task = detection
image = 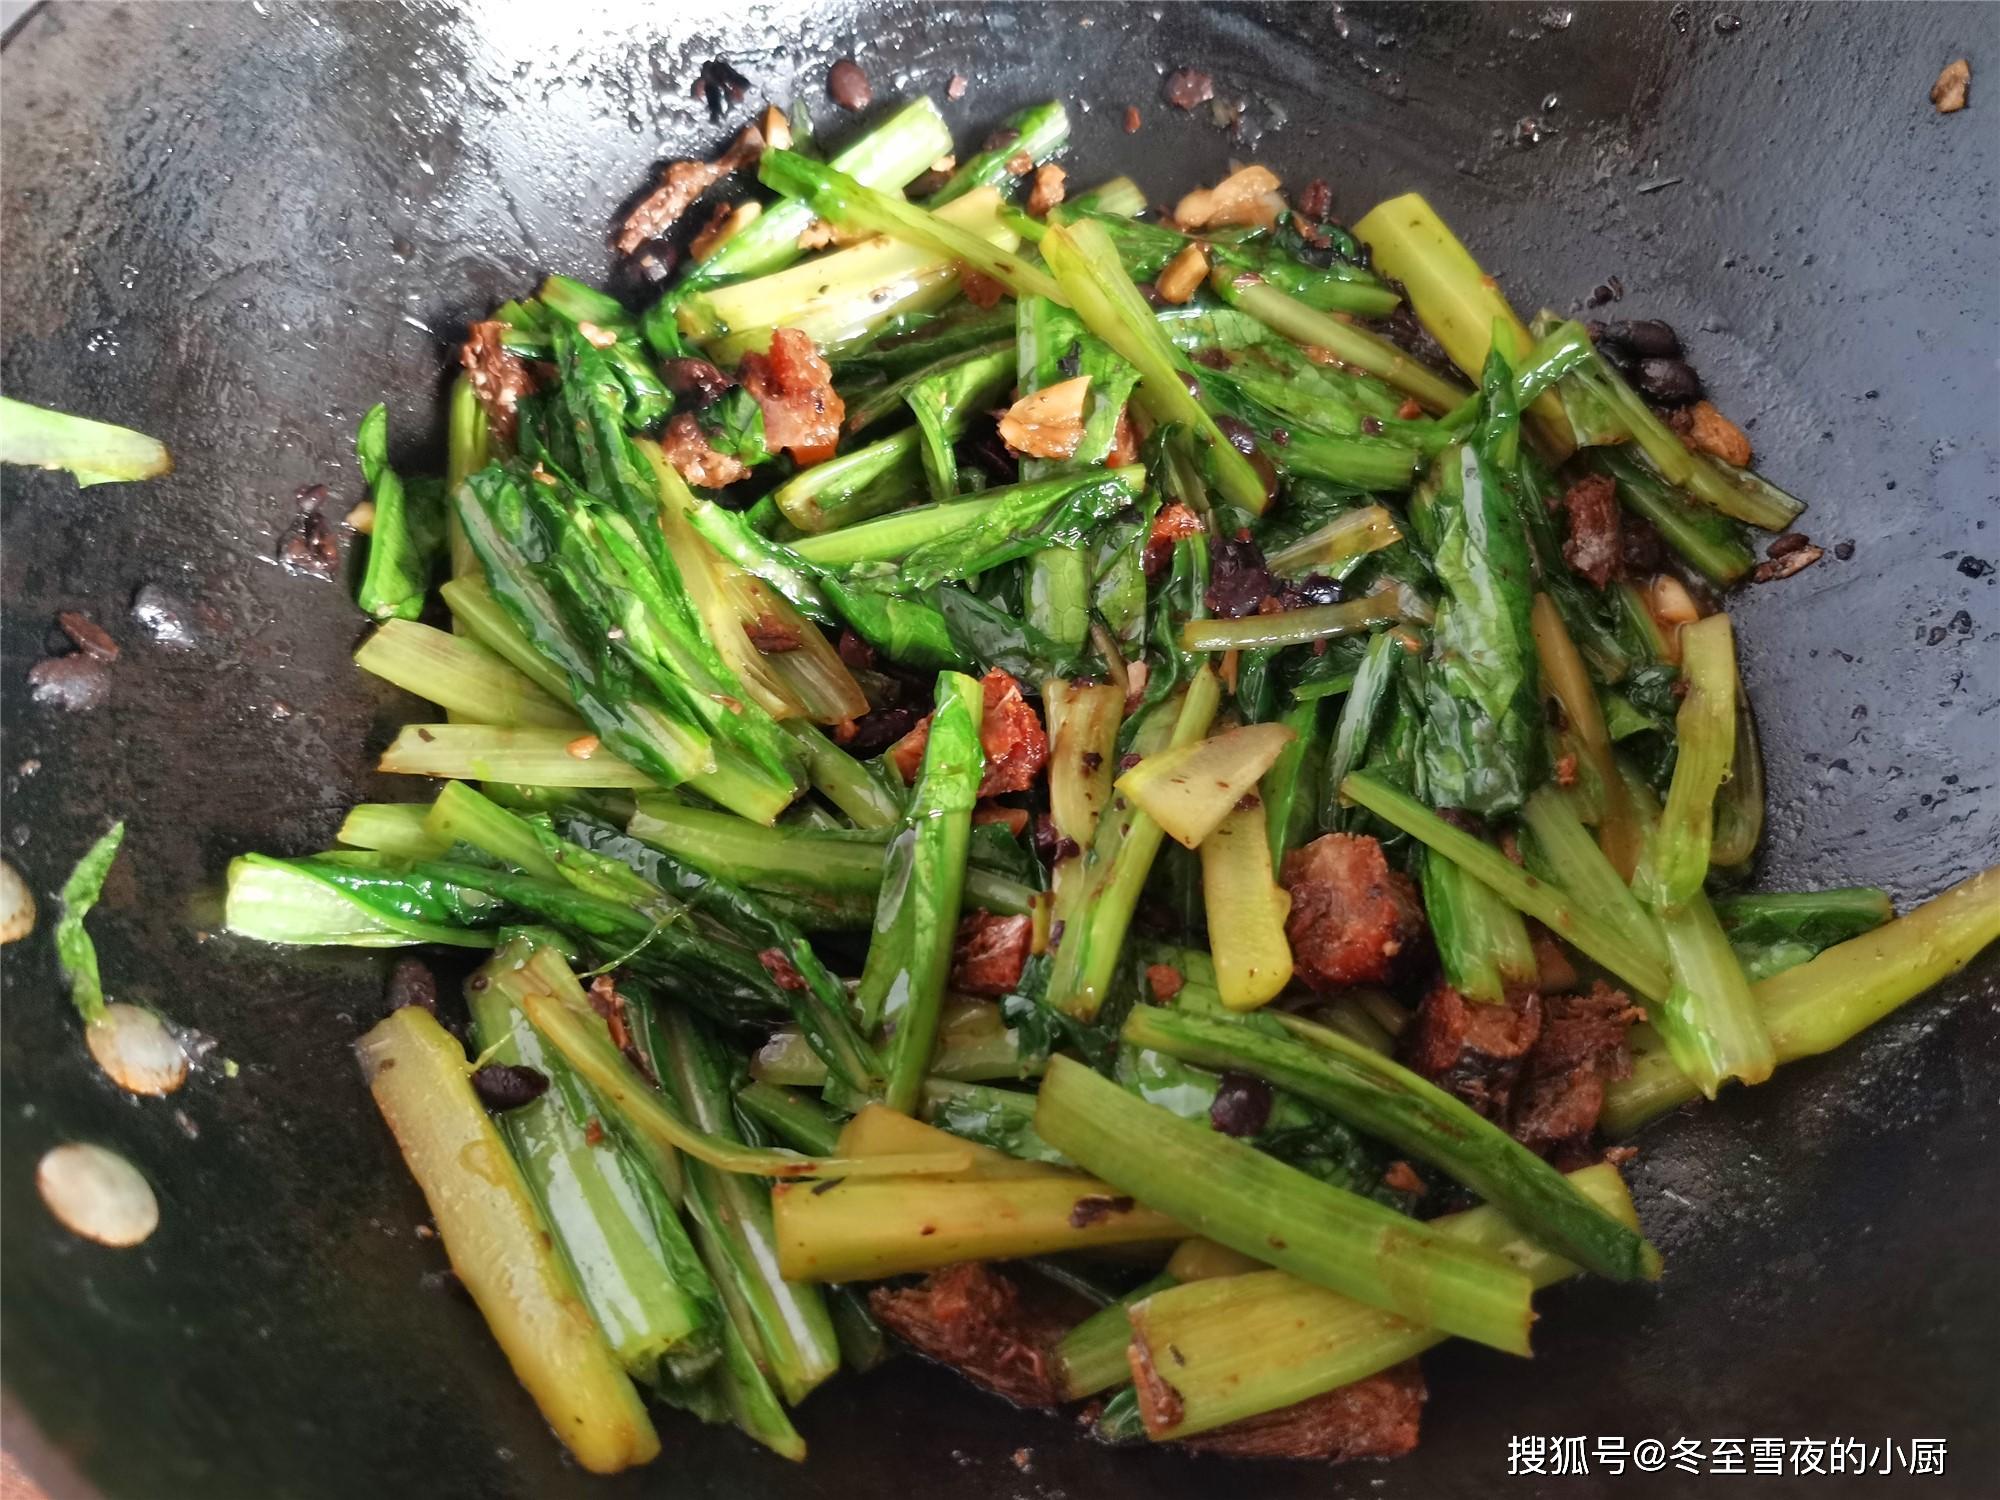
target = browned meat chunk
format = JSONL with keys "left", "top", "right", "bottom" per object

{"left": 738, "top": 327, "right": 844, "bottom": 465}
{"left": 1400, "top": 982, "right": 1542, "bottom": 1121}
{"left": 1026, "top": 163, "right": 1067, "bottom": 218}
{"left": 1133, "top": 1355, "right": 1426, "bottom": 1461}
{"left": 661, "top": 412, "right": 751, "bottom": 490}
{"left": 742, "top": 613, "right": 804, "bottom": 654}
{"left": 951, "top": 911, "right": 1034, "bottom": 997}
{"left": 1560, "top": 473, "right": 1623, "bottom": 588}
{"left": 615, "top": 127, "right": 762, "bottom": 254}
{"left": 459, "top": 320, "right": 536, "bottom": 446}
{"left": 756, "top": 948, "right": 807, "bottom": 992}
{"left": 957, "top": 265, "right": 1007, "bottom": 309}
{"left": 1281, "top": 833, "right": 1426, "bottom": 990}
{"left": 1510, "top": 982, "right": 1643, "bottom": 1167}
{"left": 868, "top": 1263, "right": 1069, "bottom": 1408}
{"left": 890, "top": 670, "right": 1048, "bottom": 795}
{"left": 1143, "top": 501, "right": 1205, "bottom": 580}
{"left": 976, "top": 670, "right": 1050, "bottom": 795}
{"left": 972, "top": 801, "right": 1031, "bottom": 839}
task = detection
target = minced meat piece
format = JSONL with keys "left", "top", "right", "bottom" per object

{"left": 1509, "top": 982, "right": 1643, "bottom": 1166}
{"left": 756, "top": 948, "right": 808, "bottom": 992}
{"left": 615, "top": 126, "right": 763, "bottom": 254}
{"left": 1400, "top": 982, "right": 1542, "bottom": 1122}
{"left": 1280, "top": 833, "right": 1426, "bottom": 989}
{"left": 1559, "top": 473, "right": 1623, "bottom": 588}
{"left": 885, "top": 669, "right": 1049, "bottom": 796}
{"left": 1143, "top": 501, "right": 1205, "bottom": 580}
{"left": 739, "top": 327, "right": 844, "bottom": 465}
{"left": 743, "top": 613, "right": 804, "bottom": 653}
{"left": 951, "top": 911, "right": 1034, "bottom": 997}
{"left": 661, "top": 412, "right": 751, "bottom": 490}
{"left": 459, "top": 320, "right": 536, "bottom": 447}
{"left": 1026, "top": 163, "right": 1067, "bottom": 218}
{"left": 869, "top": 1263, "right": 1069, "bottom": 1408}
{"left": 958, "top": 265, "right": 1008, "bottom": 309}
{"left": 972, "top": 802, "right": 1031, "bottom": 839}
{"left": 977, "top": 669, "right": 1049, "bottom": 794}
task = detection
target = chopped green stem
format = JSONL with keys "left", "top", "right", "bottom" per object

{"left": 1351, "top": 193, "right": 1572, "bottom": 453}
{"left": 446, "top": 372, "right": 488, "bottom": 579}
{"left": 1213, "top": 274, "right": 1468, "bottom": 413}
{"left": 1587, "top": 447, "right": 1754, "bottom": 588}
{"left": 1034, "top": 1056, "right": 1537, "bottom": 1354}
{"left": 772, "top": 1170, "right": 1186, "bottom": 1282}
{"left": 783, "top": 723, "right": 907, "bottom": 831}
{"left": 1340, "top": 771, "right": 1670, "bottom": 999}
{"left": 470, "top": 953, "right": 719, "bottom": 1382}
{"left": 1520, "top": 786, "right": 1668, "bottom": 973}
{"left": 1055, "top": 1273, "right": 1176, "bottom": 1399}
{"left": 789, "top": 467, "right": 1141, "bottom": 570}
{"left": 735, "top": 1082, "right": 843, "bottom": 1156}
{"left": 1652, "top": 893, "right": 1777, "bottom": 1097}
{"left": 336, "top": 803, "right": 448, "bottom": 861}
{"left": 684, "top": 98, "right": 954, "bottom": 288}
{"left": 1049, "top": 671, "right": 1220, "bottom": 1019}
{"left": 508, "top": 943, "right": 965, "bottom": 1180}
{"left": 1640, "top": 613, "right": 1737, "bottom": 908}
{"left": 1420, "top": 847, "right": 1536, "bottom": 1003}
{"left": 380, "top": 724, "right": 657, "bottom": 788}
{"left": 1044, "top": 219, "right": 1272, "bottom": 513}
{"left": 1263, "top": 698, "right": 1327, "bottom": 868}
{"left": 1127, "top": 1006, "right": 1661, "bottom": 1281}
{"left": 0, "top": 395, "right": 171, "bottom": 486}
{"left": 440, "top": 577, "right": 578, "bottom": 703}
{"left": 355, "top": 404, "right": 444, "bottom": 621}
{"left": 863, "top": 670, "right": 983, "bottom": 1111}
{"left": 1181, "top": 596, "right": 1400, "bottom": 652}
{"left": 1604, "top": 865, "right": 2000, "bottom": 1133}
{"left": 426, "top": 780, "right": 564, "bottom": 879}
{"left": 770, "top": 429, "right": 925, "bottom": 534}
{"left": 629, "top": 797, "right": 1030, "bottom": 914}
{"left": 1126, "top": 1163, "right": 1640, "bottom": 1439}
{"left": 356, "top": 619, "right": 582, "bottom": 730}
{"left": 1264, "top": 505, "right": 1404, "bottom": 576}
{"left": 355, "top": 1006, "right": 660, "bottom": 1473}
{"left": 928, "top": 101, "right": 1069, "bottom": 205}
{"left": 645, "top": 1002, "right": 841, "bottom": 1407}
{"left": 759, "top": 148, "right": 1062, "bottom": 302}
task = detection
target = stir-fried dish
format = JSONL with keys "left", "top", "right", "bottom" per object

{"left": 196, "top": 82, "right": 2000, "bottom": 1473}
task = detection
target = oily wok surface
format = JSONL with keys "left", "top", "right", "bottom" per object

{"left": 1, "top": 3, "right": 1995, "bottom": 1496}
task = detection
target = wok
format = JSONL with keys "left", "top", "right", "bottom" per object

{"left": 2, "top": 3, "right": 1995, "bottom": 1496}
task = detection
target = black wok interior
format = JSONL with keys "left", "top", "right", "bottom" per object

{"left": 2, "top": 4, "right": 1995, "bottom": 1496}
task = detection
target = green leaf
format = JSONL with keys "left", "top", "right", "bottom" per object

{"left": 57, "top": 822, "right": 127, "bottom": 1024}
